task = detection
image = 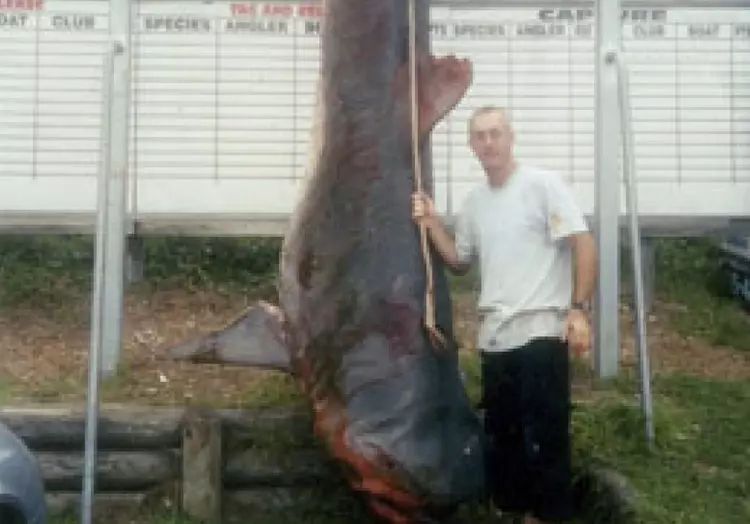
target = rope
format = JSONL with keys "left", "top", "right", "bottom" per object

{"left": 408, "top": 0, "right": 448, "bottom": 350}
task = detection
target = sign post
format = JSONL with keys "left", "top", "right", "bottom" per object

{"left": 81, "top": 42, "right": 115, "bottom": 524}
{"left": 594, "top": 0, "right": 622, "bottom": 379}
{"left": 99, "top": 0, "right": 131, "bottom": 378}
{"left": 81, "top": 1, "right": 131, "bottom": 521}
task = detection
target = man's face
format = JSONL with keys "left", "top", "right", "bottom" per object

{"left": 468, "top": 111, "right": 514, "bottom": 172}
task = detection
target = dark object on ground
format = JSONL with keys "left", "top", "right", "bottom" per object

{"left": 572, "top": 463, "right": 638, "bottom": 524}
{"left": 0, "top": 420, "right": 47, "bottom": 524}
{"left": 719, "top": 235, "right": 750, "bottom": 309}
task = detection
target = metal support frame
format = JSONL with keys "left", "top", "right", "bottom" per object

{"left": 623, "top": 234, "right": 656, "bottom": 313}
{"left": 594, "top": 0, "right": 654, "bottom": 447}
{"left": 82, "top": 42, "right": 115, "bottom": 524}
{"left": 82, "top": 1, "right": 131, "bottom": 521}
{"left": 99, "top": 0, "right": 131, "bottom": 378}
{"left": 614, "top": 51, "right": 655, "bottom": 449}
{"left": 126, "top": 235, "right": 146, "bottom": 285}
{"left": 640, "top": 237, "right": 655, "bottom": 314}
{"left": 594, "top": 0, "right": 622, "bottom": 379}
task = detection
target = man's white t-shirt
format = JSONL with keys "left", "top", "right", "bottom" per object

{"left": 453, "top": 163, "right": 589, "bottom": 352}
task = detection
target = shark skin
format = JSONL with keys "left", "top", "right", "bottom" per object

{"left": 166, "top": 1, "right": 486, "bottom": 522}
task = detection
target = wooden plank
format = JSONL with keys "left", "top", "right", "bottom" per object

{"left": 0, "top": 404, "right": 184, "bottom": 450}
{"left": 45, "top": 483, "right": 181, "bottom": 519}
{"left": 220, "top": 406, "right": 315, "bottom": 453}
{"left": 182, "top": 408, "right": 222, "bottom": 523}
{"left": 223, "top": 448, "right": 334, "bottom": 488}
{"left": 46, "top": 492, "right": 148, "bottom": 518}
{"left": 37, "top": 450, "right": 179, "bottom": 491}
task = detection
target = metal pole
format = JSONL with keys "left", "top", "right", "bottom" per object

{"left": 81, "top": 42, "right": 116, "bottom": 524}
{"left": 99, "top": 36, "right": 129, "bottom": 378}
{"left": 614, "top": 53, "right": 655, "bottom": 449}
{"left": 594, "top": 0, "right": 622, "bottom": 379}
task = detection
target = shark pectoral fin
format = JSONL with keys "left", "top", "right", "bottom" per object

{"left": 392, "top": 52, "right": 473, "bottom": 137}
{"left": 164, "top": 300, "right": 292, "bottom": 374}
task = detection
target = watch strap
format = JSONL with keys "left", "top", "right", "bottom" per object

{"left": 571, "top": 301, "right": 589, "bottom": 312}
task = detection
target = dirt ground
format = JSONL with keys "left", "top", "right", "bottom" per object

{"left": 1, "top": 286, "right": 748, "bottom": 407}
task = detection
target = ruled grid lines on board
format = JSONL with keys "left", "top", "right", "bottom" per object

{"left": 0, "top": 8, "right": 109, "bottom": 179}
{"left": 32, "top": 8, "right": 39, "bottom": 178}
{"left": 214, "top": 17, "right": 220, "bottom": 181}
{"left": 1, "top": 2, "right": 750, "bottom": 190}
{"left": 675, "top": 21, "right": 682, "bottom": 185}
{"left": 568, "top": 25, "right": 575, "bottom": 185}
{"left": 731, "top": 27, "right": 736, "bottom": 184}
{"left": 130, "top": 13, "right": 313, "bottom": 181}
{"left": 431, "top": 11, "right": 595, "bottom": 187}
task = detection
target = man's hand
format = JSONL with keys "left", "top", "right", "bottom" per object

{"left": 410, "top": 192, "right": 469, "bottom": 275}
{"left": 563, "top": 308, "right": 592, "bottom": 357}
{"left": 412, "top": 192, "right": 437, "bottom": 227}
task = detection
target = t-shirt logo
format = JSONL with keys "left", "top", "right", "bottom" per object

{"left": 549, "top": 212, "right": 563, "bottom": 236}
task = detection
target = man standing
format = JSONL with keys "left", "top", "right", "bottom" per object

{"left": 412, "top": 106, "right": 598, "bottom": 524}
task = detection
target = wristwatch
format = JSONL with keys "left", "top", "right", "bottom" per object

{"left": 571, "top": 301, "right": 590, "bottom": 312}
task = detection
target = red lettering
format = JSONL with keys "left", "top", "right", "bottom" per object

{"left": 230, "top": 3, "right": 256, "bottom": 16}
{"left": 262, "top": 3, "right": 293, "bottom": 17}
{"left": 0, "top": 0, "right": 43, "bottom": 10}
{"left": 230, "top": 2, "right": 325, "bottom": 19}
{"left": 297, "top": 4, "right": 323, "bottom": 18}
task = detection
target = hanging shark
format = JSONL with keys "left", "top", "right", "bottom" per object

{"left": 166, "top": 0, "right": 486, "bottom": 521}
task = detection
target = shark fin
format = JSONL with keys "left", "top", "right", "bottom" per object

{"left": 164, "top": 300, "right": 292, "bottom": 374}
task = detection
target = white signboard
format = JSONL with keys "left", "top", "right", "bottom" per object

{"left": 0, "top": 0, "right": 109, "bottom": 214}
{"left": 0, "top": 0, "right": 748, "bottom": 228}
{"left": 431, "top": 4, "right": 750, "bottom": 218}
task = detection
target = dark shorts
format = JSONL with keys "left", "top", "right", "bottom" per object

{"left": 481, "top": 337, "right": 574, "bottom": 522}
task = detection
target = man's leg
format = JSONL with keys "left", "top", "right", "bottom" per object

{"left": 481, "top": 349, "right": 533, "bottom": 520}
{"left": 516, "top": 337, "right": 574, "bottom": 523}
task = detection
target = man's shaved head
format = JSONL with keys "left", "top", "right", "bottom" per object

{"left": 467, "top": 105, "right": 516, "bottom": 185}
{"left": 468, "top": 105, "right": 512, "bottom": 133}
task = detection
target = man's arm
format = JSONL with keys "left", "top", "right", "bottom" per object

{"left": 412, "top": 192, "right": 473, "bottom": 276}
{"left": 567, "top": 232, "right": 598, "bottom": 307}
{"left": 543, "top": 172, "right": 598, "bottom": 355}
{"left": 543, "top": 173, "right": 598, "bottom": 307}
{"left": 424, "top": 219, "right": 472, "bottom": 276}
{"left": 546, "top": 175, "right": 597, "bottom": 303}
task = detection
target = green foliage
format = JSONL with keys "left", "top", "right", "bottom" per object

{"left": 652, "top": 237, "right": 731, "bottom": 300}
{"left": 651, "top": 238, "right": 749, "bottom": 351}
{"left": 446, "top": 264, "right": 480, "bottom": 293}
{"left": 0, "top": 235, "right": 282, "bottom": 311}
{"left": 0, "top": 235, "right": 94, "bottom": 309}
{"left": 140, "top": 236, "right": 282, "bottom": 289}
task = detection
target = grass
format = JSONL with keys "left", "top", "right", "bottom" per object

{"left": 571, "top": 372, "right": 750, "bottom": 524}
{"left": 0, "top": 235, "right": 746, "bottom": 524}
{"left": 0, "top": 380, "right": 14, "bottom": 404}
{"left": 643, "top": 237, "right": 749, "bottom": 351}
